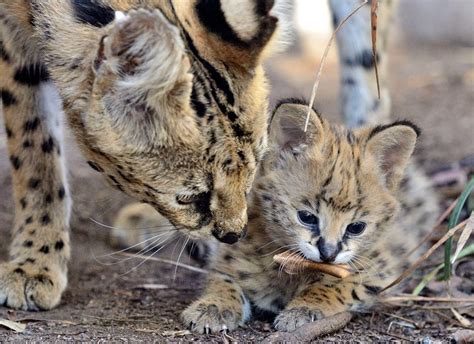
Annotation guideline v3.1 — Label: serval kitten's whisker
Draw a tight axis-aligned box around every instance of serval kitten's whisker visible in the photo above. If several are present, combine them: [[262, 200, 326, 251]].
[[173, 235, 191, 281]]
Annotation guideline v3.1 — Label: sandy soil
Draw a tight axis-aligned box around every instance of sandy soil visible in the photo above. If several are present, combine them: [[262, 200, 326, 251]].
[[1, 34, 473, 342]]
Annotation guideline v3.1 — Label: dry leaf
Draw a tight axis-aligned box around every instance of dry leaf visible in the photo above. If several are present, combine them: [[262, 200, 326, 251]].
[[0, 318, 26, 333], [451, 211, 473, 264], [451, 308, 472, 328], [162, 329, 192, 337]]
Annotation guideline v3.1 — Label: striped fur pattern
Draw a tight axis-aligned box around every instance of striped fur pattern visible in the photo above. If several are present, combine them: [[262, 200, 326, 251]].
[[0, 0, 287, 310], [181, 101, 439, 333]]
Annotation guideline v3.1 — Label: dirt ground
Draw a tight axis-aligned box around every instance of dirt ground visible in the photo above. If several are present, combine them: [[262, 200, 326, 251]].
[[1, 26, 473, 343]]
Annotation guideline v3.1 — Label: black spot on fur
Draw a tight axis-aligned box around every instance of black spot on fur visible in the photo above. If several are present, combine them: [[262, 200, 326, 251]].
[[14, 64, 50, 86], [72, 0, 115, 28], [25, 258, 36, 264], [23, 117, 40, 133], [39, 245, 50, 254], [28, 178, 41, 189], [23, 240, 33, 248], [227, 111, 238, 122], [23, 140, 33, 148], [25, 216, 33, 224], [360, 50, 377, 69], [344, 77, 356, 86], [10, 155, 21, 170], [41, 214, 51, 225], [237, 150, 246, 162], [5, 127, 13, 138], [0, 41, 11, 62], [41, 136, 55, 153], [55, 240, 64, 251], [364, 285, 381, 295], [238, 271, 251, 280], [108, 175, 120, 185], [1, 89, 17, 107], [58, 186, 66, 200], [223, 254, 234, 262], [87, 161, 103, 172], [20, 198, 27, 209], [45, 194, 53, 204], [332, 12, 339, 27], [13, 268, 25, 274]]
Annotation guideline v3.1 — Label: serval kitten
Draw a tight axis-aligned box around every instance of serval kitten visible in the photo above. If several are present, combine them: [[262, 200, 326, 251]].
[[181, 99, 439, 333]]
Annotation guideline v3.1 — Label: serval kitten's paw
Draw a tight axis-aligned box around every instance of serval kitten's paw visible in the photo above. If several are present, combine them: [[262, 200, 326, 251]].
[[111, 203, 172, 249], [182, 301, 242, 334], [274, 307, 324, 332], [0, 262, 66, 311]]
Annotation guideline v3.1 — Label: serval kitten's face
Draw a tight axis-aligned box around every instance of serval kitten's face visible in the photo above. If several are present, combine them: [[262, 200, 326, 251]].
[[254, 100, 419, 264]]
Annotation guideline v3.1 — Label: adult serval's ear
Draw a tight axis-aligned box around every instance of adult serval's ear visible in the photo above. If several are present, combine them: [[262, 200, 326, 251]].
[[364, 121, 420, 191], [173, 0, 291, 68], [269, 100, 324, 154]]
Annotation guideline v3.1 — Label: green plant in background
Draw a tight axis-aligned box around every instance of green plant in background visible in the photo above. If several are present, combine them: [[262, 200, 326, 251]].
[[444, 177, 474, 280], [412, 177, 474, 296]]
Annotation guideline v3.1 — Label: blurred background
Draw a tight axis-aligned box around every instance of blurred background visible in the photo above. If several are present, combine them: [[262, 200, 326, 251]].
[[0, 0, 473, 341], [268, 0, 474, 171]]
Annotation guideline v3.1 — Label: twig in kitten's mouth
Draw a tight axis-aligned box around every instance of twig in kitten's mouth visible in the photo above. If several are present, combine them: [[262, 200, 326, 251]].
[[273, 251, 352, 279]]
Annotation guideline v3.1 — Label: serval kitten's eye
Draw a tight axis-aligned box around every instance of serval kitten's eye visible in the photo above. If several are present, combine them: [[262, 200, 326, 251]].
[[297, 210, 319, 227], [176, 193, 206, 205], [346, 222, 367, 236]]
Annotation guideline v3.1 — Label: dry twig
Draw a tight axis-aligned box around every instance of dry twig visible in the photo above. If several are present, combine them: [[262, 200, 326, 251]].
[[273, 251, 352, 278], [263, 312, 352, 343], [304, 0, 369, 132], [406, 197, 458, 258], [371, 0, 381, 99]]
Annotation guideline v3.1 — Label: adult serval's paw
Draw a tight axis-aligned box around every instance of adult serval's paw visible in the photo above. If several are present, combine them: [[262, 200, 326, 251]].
[[274, 307, 325, 332], [96, 8, 186, 80], [182, 301, 242, 334], [0, 261, 66, 311]]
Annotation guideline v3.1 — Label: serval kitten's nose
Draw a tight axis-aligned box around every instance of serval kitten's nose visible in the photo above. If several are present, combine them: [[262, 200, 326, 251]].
[[317, 238, 339, 262]]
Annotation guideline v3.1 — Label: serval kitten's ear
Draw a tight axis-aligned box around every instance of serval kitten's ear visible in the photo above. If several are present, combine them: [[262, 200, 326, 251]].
[[269, 102, 324, 153], [364, 121, 420, 191]]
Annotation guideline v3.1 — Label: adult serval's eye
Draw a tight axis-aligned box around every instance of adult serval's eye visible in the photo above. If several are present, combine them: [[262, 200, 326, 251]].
[[297, 210, 319, 227], [346, 222, 367, 236], [176, 193, 207, 205]]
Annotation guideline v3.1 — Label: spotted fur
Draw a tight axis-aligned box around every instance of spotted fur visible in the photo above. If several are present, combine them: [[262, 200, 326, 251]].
[[181, 101, 439, 333], [0, 0, 288, 310]]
